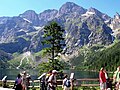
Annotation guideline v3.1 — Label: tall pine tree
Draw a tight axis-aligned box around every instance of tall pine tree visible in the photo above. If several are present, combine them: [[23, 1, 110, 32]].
[[42, 21, 65, 70]]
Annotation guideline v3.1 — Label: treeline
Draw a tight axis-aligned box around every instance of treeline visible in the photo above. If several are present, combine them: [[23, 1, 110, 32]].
[[70, 41, 120, 71], [0, 50, 13, 68], [88, 41, 120, 71]]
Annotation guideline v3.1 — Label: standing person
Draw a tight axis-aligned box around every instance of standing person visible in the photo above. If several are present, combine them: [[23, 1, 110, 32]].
[[45, 70, 52, 90], [22, 71, 28, 90], [47, 70, 58, 90], [113, 66, 120, 90], [40, 74, 46, 90], [38, 73, 47, 90], [62, 74, 71, 90], [99, 67, 107, 90], [14, 74, 22, 90]]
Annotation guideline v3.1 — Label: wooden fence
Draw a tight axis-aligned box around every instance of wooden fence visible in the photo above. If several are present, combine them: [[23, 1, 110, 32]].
[[0, 78, 100, 89]]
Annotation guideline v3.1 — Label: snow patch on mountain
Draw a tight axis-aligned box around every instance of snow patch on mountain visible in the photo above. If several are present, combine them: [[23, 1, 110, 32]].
[[33, 26, 42, 30], [81, 11, 95, 17], [23, 18, 32, 23]]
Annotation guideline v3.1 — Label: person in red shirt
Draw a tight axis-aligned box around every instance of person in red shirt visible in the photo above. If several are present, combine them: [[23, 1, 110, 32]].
[[99, 67, 107, 90]]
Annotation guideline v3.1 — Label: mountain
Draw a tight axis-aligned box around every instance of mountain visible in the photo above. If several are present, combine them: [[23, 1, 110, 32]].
[[108, 13, 120, 39], [19, 10, 40, 26], [87, 7, 111, 21], [39, 9, 58, 26], [59, 2, 86, 15], [68, 40, 120, 71], [85, 41, 120, 71], [0, 2, 119, 58], [0, 50, 13, 68]]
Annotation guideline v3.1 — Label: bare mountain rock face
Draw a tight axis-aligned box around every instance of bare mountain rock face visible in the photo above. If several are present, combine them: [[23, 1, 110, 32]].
[[39, 9, 58, 26], [19, 10, 40, 26], [0, 2, 119, 57], [108, 13, 120, 39]]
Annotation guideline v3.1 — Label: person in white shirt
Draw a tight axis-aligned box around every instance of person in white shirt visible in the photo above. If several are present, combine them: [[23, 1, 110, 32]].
[[47, 70, 57, 90]]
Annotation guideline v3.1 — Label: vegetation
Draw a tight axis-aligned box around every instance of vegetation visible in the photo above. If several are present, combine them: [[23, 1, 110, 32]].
[[34, 49, 47, 58], [41, 21, 65, 71], [87, 41, 120, 71], [70, 41, 120, 72], [0, 50, 13, 69], [7, 52, 35, 69]]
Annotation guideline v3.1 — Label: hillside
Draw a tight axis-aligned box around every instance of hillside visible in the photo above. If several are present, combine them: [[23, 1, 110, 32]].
[[0, 2, 120, 70], [70, 40, 120, 71], [0, 50, 13, 68]]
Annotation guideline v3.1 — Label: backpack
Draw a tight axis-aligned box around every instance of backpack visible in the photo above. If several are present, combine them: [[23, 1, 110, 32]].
[[15, 78, 21, 85], [64, 79, 71, 87]]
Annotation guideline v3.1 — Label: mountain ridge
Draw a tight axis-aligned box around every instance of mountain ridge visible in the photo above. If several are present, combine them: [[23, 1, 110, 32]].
[[0, 2, 119, 57]]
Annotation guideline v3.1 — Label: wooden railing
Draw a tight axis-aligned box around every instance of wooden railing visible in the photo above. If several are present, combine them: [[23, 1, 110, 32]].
[[76, 78, 99, 87], [0, 78, 100, 88]]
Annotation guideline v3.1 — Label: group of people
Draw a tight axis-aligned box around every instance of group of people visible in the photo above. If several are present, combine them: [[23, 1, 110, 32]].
[[13, 69, 73, 90], [40, 70, 73, 90], [40, 70, 58, 90], [13, 71, 31, 90], [12, 67, 120, 90], [99, 66, 120, 90]]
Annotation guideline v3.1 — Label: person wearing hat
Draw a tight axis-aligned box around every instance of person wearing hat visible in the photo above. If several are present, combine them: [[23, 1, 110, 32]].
[[47, 70, 58, 90]]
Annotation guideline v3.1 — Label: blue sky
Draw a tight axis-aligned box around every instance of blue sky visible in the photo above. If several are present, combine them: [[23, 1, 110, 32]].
[[0, 0, 120, 17]]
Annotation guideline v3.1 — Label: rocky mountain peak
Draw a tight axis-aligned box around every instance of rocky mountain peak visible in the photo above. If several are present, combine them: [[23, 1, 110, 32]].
[[87, 7, 110, 21], [20, 10, 36, 15], [0, 2, 117, 55], [88, 7, 103, 16], [19, 10, 39, 25], [38, 9, 58, 26], [39, 9, 58, 19], [62, 2, 80, 7], [110, 12, 120, 33], [59, 2, 86, 15], [40, 9, 58, 13], [114, 12, 120, 19]]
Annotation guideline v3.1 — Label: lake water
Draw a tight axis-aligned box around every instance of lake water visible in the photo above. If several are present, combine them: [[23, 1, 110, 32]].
[[0, 69, 99, 80], [0, 69, 38, 80], [64, 70, 99, 79]]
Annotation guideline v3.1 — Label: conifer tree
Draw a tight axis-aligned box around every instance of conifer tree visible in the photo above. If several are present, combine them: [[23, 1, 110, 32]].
[[42, 21, 65, 70]]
